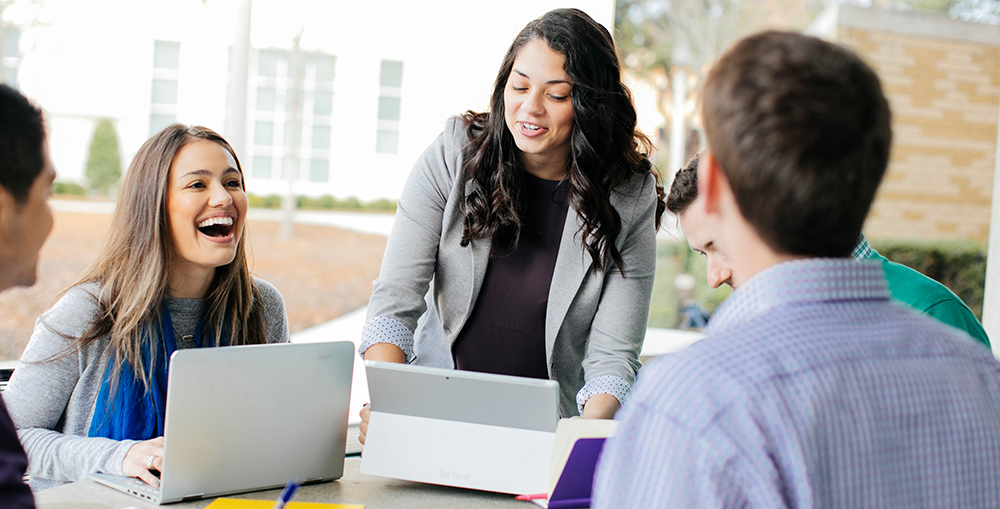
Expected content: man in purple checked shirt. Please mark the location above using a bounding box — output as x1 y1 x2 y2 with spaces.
593 31 1000 508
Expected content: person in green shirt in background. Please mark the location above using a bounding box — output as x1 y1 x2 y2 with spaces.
666 153 990 349
851 235 989 347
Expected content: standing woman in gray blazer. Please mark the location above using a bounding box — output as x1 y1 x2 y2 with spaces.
360 8 664 423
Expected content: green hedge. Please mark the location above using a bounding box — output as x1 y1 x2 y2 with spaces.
871 239 986 320
648 238 986 328
247 194 397 211
53 182 86 196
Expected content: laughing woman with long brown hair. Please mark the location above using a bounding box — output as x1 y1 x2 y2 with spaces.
359 8 664 433
4 125 288 491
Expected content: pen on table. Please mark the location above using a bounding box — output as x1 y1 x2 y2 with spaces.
515 493 548 501
273 479 299 509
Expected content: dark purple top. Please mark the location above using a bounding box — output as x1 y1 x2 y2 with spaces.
0 396 32 508
452 172 570 379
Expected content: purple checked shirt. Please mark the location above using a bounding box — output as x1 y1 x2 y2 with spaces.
593 259 1000 508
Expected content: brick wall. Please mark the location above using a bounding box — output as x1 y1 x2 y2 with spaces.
835 21 1000 240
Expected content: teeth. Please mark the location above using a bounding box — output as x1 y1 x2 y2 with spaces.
522 122 541 131
198 217 234 228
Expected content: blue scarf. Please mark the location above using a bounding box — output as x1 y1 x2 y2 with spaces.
88 305 209 440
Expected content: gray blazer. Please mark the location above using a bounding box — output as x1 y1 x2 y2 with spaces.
366 117 657 416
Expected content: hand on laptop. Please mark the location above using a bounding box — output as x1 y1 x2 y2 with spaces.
123 436 165 486
359 403 371 452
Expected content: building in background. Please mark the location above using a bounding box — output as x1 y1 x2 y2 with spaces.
4 0 613 201
809 4 1000 242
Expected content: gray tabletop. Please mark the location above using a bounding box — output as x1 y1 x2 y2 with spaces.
35 458 532 509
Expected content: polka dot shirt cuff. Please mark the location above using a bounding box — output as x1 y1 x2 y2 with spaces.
576 375 631 415
358 316 416 363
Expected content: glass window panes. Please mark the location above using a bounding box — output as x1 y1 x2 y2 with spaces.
254 121 274 146
309 159 329 182
151 79 178 105
149 114 176 136
258 50 280 78
378 96 401 121
282 160 301 180
153 41 180 70
312 125 331 150
314 90 333 116
252 155 272 179
3 28 20 59
2 66 16 86
256 86 276 111
376 129 398 154
379 60 404 88
316 55 336 83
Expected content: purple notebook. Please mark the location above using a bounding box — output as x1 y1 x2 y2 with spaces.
546 437 606 509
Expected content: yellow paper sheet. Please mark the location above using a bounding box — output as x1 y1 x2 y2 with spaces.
205 498 364 509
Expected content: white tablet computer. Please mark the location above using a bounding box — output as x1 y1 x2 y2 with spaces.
360 361 560 495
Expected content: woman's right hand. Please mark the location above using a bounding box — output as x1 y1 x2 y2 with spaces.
362 343 406 363
358 403 371 455
123 437 165 486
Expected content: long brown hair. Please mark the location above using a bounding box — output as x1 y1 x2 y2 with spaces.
68 124 266 389
460 9 665 274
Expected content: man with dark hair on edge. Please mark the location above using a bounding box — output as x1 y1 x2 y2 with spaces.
667 152 990 347
0 83 57 508
593 31 1000 507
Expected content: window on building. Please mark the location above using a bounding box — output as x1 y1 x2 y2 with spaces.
376 59 403 154
2 28 21 86
312 125 331 150
252 155 272 179
150 40 180 136
309 159 329 182
256 86 276 111
254 121 274 146
244 48 337 184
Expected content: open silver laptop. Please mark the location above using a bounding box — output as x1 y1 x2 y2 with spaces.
91 341 354 504
360 361 560 494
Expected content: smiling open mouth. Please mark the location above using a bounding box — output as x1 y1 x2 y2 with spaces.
197 217 234 238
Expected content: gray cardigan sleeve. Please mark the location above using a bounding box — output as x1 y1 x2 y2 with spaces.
359 118 464 361
5 285 135 487
577 173 658 408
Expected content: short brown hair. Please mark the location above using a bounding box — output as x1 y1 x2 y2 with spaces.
666 154 700 215
701 31 892 257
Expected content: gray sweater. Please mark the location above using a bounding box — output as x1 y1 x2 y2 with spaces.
4 279 289 491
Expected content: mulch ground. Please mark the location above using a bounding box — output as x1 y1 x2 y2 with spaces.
0 210 387 361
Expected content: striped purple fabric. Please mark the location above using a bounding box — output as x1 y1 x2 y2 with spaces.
593 258 1000 508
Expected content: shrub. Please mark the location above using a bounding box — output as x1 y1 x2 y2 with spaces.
85 119 121 195
871 239 986 319
52 182 86 196
248 194 282 208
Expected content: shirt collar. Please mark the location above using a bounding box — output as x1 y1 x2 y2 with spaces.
851 234 875 261
707 258 890 334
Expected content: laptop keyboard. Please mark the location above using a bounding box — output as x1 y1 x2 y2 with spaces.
122 477 160 501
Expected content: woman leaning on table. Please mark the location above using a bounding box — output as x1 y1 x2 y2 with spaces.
359 7 664 436
4 125 289 491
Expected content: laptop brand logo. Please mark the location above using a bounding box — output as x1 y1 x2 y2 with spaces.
439 469 470 481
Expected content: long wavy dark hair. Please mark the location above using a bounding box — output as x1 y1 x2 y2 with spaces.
460 8 665 274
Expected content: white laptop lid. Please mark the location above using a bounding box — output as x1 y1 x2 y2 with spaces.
154 341 354 503
361 361 559 494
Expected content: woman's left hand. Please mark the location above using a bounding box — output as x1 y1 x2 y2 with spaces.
581 393 621 419
123 437 165 486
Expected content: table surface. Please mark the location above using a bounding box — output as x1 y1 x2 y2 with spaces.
35 458 533 509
